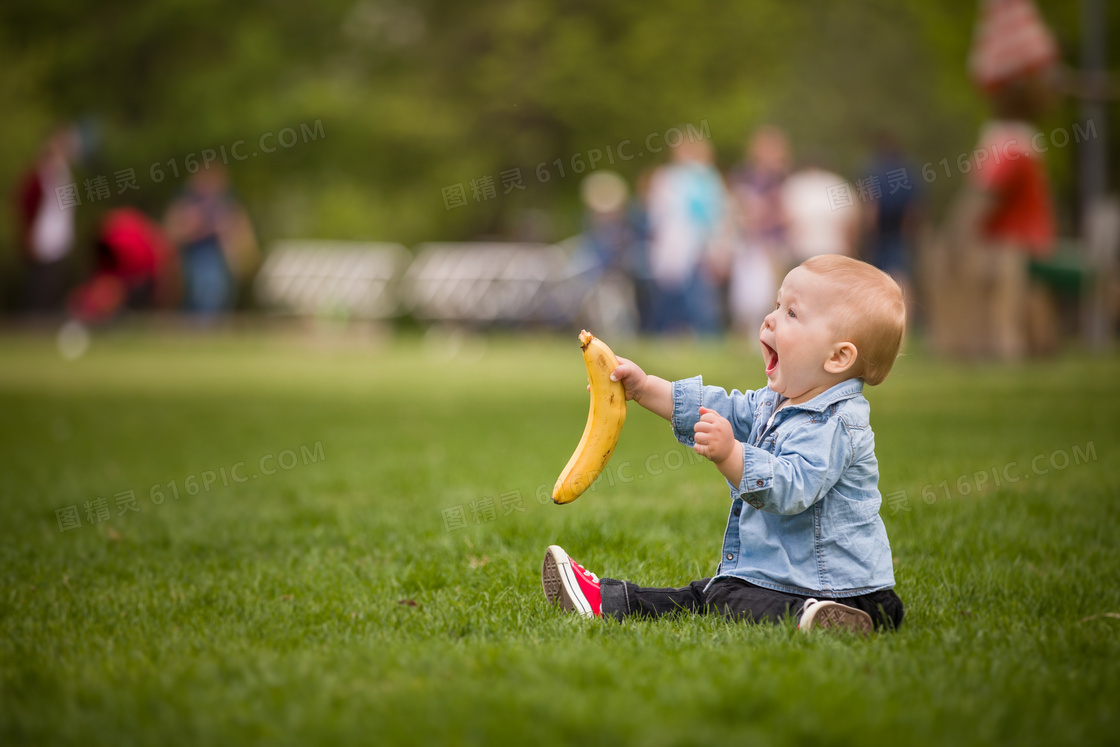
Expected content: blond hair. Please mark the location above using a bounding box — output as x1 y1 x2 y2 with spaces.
800 255 905 385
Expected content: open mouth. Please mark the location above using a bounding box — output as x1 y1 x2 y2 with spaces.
761 341 779 376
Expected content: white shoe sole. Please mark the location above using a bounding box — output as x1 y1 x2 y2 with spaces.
799 600 873 635
542 545 594 618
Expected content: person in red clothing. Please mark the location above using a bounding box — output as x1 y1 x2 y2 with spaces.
961 76 1057 359
933 0 1061 359
68 208 174 324
12 126 80 314
924 0 1061 358
972 122 1054 255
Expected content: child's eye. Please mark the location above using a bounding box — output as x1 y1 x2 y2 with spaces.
787 308 797 319
773 301 780 311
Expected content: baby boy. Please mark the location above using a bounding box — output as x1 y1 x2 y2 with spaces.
542 254 907 633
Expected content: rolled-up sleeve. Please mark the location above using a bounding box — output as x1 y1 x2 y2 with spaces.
671 376 760 447
737 416 853 515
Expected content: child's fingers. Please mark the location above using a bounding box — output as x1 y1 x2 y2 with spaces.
698 407 726 423
609 359 633 382
694 443 717 461
697 413 721 428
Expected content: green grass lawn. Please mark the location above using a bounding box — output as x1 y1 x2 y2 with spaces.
1 327 1118 746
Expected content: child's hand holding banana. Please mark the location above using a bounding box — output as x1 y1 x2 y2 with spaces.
552 331 672 505
551 331 628 505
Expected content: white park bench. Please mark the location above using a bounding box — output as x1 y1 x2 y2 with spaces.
400 242 570 324
253 240 411 319
254 238 638 336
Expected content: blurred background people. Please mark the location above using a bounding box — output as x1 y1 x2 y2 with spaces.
577 171 642 285
962 77 1057 359
570 170 644 339
11 125 80 315
629 168 656 333
931 0 1060 360
164 164 259 318
860 131 923 317
645 138 728 337
781 153 861 268
727 125 789 337
67 207 175 324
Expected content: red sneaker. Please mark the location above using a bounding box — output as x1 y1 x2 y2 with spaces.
542 545 601 617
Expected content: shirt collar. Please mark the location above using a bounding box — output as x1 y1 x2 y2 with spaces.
765 378 865 413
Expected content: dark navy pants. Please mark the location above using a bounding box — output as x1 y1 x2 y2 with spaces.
600 576 905 631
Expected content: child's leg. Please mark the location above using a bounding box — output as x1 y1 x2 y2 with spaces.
599 578 711 622
601 577 810 625
702 577 810 624
706 578 906 631
598 576 811 624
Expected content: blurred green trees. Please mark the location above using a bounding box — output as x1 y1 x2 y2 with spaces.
0 0 1112 273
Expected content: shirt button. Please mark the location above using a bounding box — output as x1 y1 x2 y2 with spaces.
733 507 741 516
756 479 764 487
726 553 734 561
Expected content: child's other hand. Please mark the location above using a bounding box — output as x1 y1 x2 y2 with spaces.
609 357 647 402
693 406 737 464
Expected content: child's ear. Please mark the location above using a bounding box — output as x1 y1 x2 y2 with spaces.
824 341 858 375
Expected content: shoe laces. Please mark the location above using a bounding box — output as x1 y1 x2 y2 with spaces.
572 561 599 584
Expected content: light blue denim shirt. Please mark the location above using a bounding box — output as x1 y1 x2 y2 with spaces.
671 376 896 598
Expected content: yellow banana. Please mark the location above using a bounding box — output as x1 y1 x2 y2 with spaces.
552 330 627 504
